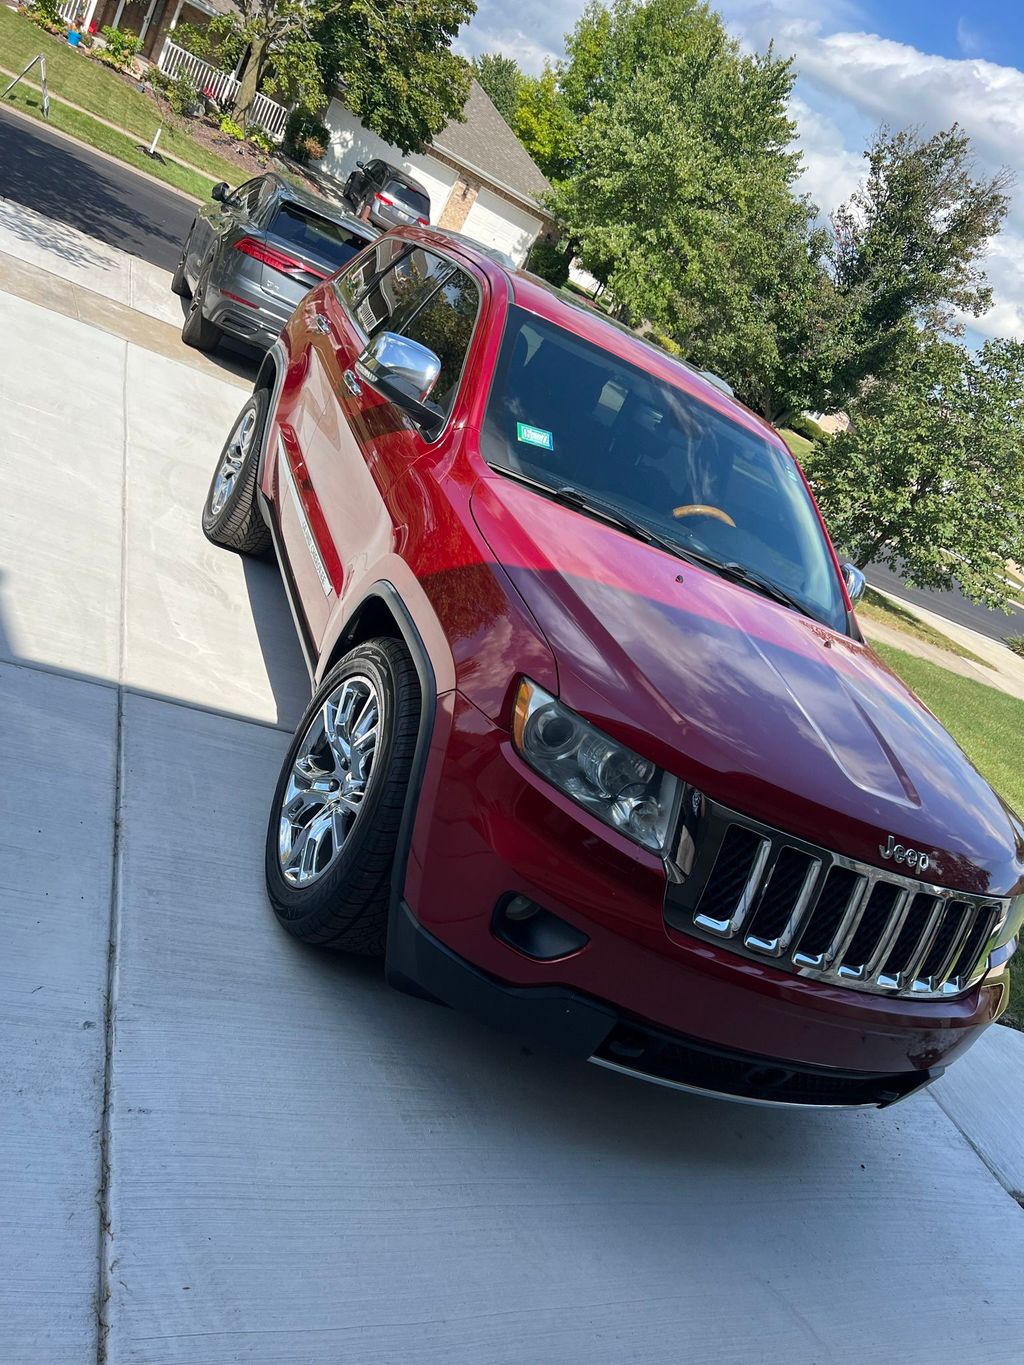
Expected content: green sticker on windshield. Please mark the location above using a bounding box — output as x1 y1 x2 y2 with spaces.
517 421 554 451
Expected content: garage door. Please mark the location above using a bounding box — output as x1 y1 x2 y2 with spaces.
404 158 459 225
321 101 458 225
463 189 542 265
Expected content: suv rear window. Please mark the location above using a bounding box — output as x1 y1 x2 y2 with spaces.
269 203 369 270
481 307 847 632
384 181 430 219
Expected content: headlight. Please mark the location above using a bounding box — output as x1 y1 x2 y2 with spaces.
512 679 681 855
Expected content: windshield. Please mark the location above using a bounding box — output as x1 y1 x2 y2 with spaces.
385 181 430 218
270 204 369 270
480 307 847 632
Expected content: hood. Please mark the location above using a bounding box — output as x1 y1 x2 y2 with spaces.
471 475 1024 897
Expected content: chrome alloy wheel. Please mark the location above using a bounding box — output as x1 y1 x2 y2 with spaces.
278 675 382 886
210 404 258 517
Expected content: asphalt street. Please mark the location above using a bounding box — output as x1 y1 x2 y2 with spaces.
867 560 1024 645
0 104 196 271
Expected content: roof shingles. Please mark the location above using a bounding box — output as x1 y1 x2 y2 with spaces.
429 81 551 209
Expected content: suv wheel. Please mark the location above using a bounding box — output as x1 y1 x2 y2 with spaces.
201 389 271 555
265 638 420 954
181 258 221 351
170 229 193 297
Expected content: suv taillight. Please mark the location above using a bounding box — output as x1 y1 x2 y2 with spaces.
374 192 394 207
234 236 327 279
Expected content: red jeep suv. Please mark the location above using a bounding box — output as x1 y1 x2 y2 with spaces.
202 227 1023 1108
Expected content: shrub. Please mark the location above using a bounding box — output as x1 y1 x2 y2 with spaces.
219 115 245 140
283 107 330 163
648 330 683 357
29 0 62 25
1007 635 1024 659
788 412 830 444
99 24 142 69
166 71 200 117
247 127 276 155
148 67 171 94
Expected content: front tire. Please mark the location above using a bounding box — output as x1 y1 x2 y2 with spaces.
265 639 420 954
202 389 271 555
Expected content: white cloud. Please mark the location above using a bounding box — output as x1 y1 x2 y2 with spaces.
456 0 579 72
956 16 985 57
719 5 1024 340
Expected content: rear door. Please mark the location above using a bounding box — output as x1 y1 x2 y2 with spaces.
281 243 480 644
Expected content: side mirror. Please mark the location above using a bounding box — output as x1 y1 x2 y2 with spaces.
841 562 866 605
355 159 365 170
356 331 442 435
211 181 230 202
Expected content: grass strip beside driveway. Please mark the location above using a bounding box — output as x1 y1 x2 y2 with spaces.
0 6 240 183
876 642 1023 1029
859 587 991 667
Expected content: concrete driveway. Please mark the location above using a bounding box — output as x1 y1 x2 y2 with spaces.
2 199 1024 1365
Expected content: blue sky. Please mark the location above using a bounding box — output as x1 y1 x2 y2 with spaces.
457 0 1024 345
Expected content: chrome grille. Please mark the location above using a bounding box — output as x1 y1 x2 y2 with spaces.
665 797 1007 999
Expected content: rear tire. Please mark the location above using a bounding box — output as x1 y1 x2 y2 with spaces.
265 639 421 954
170 230 192 297
181 259 221 351
201 388 271 555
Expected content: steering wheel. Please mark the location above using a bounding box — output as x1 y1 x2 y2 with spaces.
672 503 737 528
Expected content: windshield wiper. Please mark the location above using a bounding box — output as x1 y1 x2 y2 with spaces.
683 551 816 619
490 466 818 621
491 467 695 560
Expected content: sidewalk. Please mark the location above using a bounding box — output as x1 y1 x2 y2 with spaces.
861 589 1024 702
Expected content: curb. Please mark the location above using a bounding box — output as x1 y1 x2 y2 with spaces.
0 91 204 204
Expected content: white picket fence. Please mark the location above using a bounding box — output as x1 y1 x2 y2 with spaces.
157 41 288 142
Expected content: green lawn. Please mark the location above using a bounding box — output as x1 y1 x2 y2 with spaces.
0 6 241 184
779 427 814 461
876 643 1023 1028
858 586 990 667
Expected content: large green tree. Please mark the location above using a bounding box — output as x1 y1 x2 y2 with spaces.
512 65 577 182
805 334 1024 608
183 0 474 146
549 0 830 418
827 123 1011 409
472 51 521 124
313 0 474 152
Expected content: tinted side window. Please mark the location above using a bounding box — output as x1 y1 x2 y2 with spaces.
401 268 478 418
356 248 454 339
332 236 410 315
231 178 264 216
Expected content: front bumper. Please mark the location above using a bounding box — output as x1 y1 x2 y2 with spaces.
393 692 1006 1107
387 901 936 1107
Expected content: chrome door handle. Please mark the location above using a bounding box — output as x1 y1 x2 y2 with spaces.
313 314 331 333
342 368 363 397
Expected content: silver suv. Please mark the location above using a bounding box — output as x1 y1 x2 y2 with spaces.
343 159 432 231
173 173 378 353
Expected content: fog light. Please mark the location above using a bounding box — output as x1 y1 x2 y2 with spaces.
504 894 540 922
493 894 589 961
